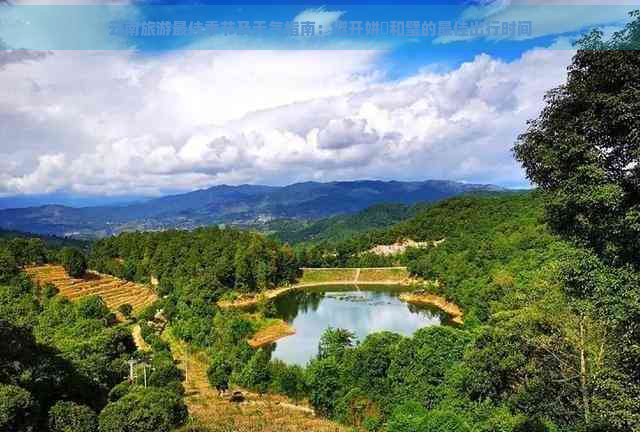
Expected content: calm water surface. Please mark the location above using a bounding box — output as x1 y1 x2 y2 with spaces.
269 285 442 366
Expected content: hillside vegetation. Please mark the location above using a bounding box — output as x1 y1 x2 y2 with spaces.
267 203 430 244
0 233 191 432
25 265 157 315
0 180 498 238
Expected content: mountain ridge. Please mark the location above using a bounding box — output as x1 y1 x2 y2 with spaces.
0 180 506 238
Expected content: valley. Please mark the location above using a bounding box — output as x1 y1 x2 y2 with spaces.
0 180 502 238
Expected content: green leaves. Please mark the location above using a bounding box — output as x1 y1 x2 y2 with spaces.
60 248 87 278
514 12 640 267
98 387 187 432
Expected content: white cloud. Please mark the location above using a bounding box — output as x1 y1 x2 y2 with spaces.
293 7 345 36
436 0 637 43
0 43 575 196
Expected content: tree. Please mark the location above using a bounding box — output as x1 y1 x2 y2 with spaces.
0 249 18 283
0 384 38 432
48 401 97 432
269 360 307 402
76 296 111 320
318 327 355 360
306 356 342 417
60 248 87 278
98 387 187 432
513 11 640 267
207 353 232 395
42 283 59 300
117 304 133 320
238 349 271 394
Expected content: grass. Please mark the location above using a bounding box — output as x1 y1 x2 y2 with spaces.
357 267 409 283
298 268 358 284
164 329 349 432
25 265 157 316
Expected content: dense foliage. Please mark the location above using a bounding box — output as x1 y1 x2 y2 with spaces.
4 14 640 431
206 19 640 428
60 247 88 278
514 12 640 267
268 203 430 244
0 238 187 432
89 226 299 295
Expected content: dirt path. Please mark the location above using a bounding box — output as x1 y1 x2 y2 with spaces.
164 330 348 432
353 268 361 283
132 324 150 352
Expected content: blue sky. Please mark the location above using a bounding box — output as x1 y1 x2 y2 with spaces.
0 0 638 199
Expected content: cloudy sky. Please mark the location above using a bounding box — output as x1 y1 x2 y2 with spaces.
0 0 637 199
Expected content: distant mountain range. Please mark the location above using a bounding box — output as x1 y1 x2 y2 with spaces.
0 180 505 238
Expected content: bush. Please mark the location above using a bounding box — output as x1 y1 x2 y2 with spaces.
60 248 87 278
306 356 342 417
117 304 133 319
0 249 19 283
207 353 232 393
238 349 271 394
48 401 97 432
107 382 132 402
269 360 307 402
42 283 60 300
98 387 187 432
387 401 428 432
0 384 38 432
76 296 111 320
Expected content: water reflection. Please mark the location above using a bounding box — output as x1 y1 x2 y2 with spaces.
269 285 442 366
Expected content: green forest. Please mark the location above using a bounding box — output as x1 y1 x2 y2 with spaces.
0 247 188 431
1 11 640 432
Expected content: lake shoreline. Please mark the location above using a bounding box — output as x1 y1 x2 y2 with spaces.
217 280 413 309
248 320 296 348
222 274 464 349
399 292 464 325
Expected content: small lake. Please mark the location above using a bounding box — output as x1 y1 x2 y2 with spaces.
269 285 443 366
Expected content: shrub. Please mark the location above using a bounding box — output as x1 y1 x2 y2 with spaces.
42 283 60 300
237 349 271 394
269 360 307 402
48 401 97 432
207 353 232 394
0 384 38 432
387 401 427 432
117 304 133 319
60 248 87 278
107 382 132 402
76 296 111 320
306 356 342 417
98 387 187 432
0 249 19 283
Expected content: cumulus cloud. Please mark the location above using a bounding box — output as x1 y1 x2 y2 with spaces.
0 43 575 196
437 0 637 43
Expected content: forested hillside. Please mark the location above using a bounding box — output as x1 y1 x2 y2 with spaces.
267 202 431 244
0 228 89 251
2 12 640 432
0 180 499 238
0 239 188 432
89 226 299 296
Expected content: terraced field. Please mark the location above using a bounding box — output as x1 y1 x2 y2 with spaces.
25 265 157 315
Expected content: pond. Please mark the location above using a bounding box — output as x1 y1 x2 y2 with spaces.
268 285 444 366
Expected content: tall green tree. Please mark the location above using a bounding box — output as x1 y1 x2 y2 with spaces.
513 11 640 267
60 248 87 278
